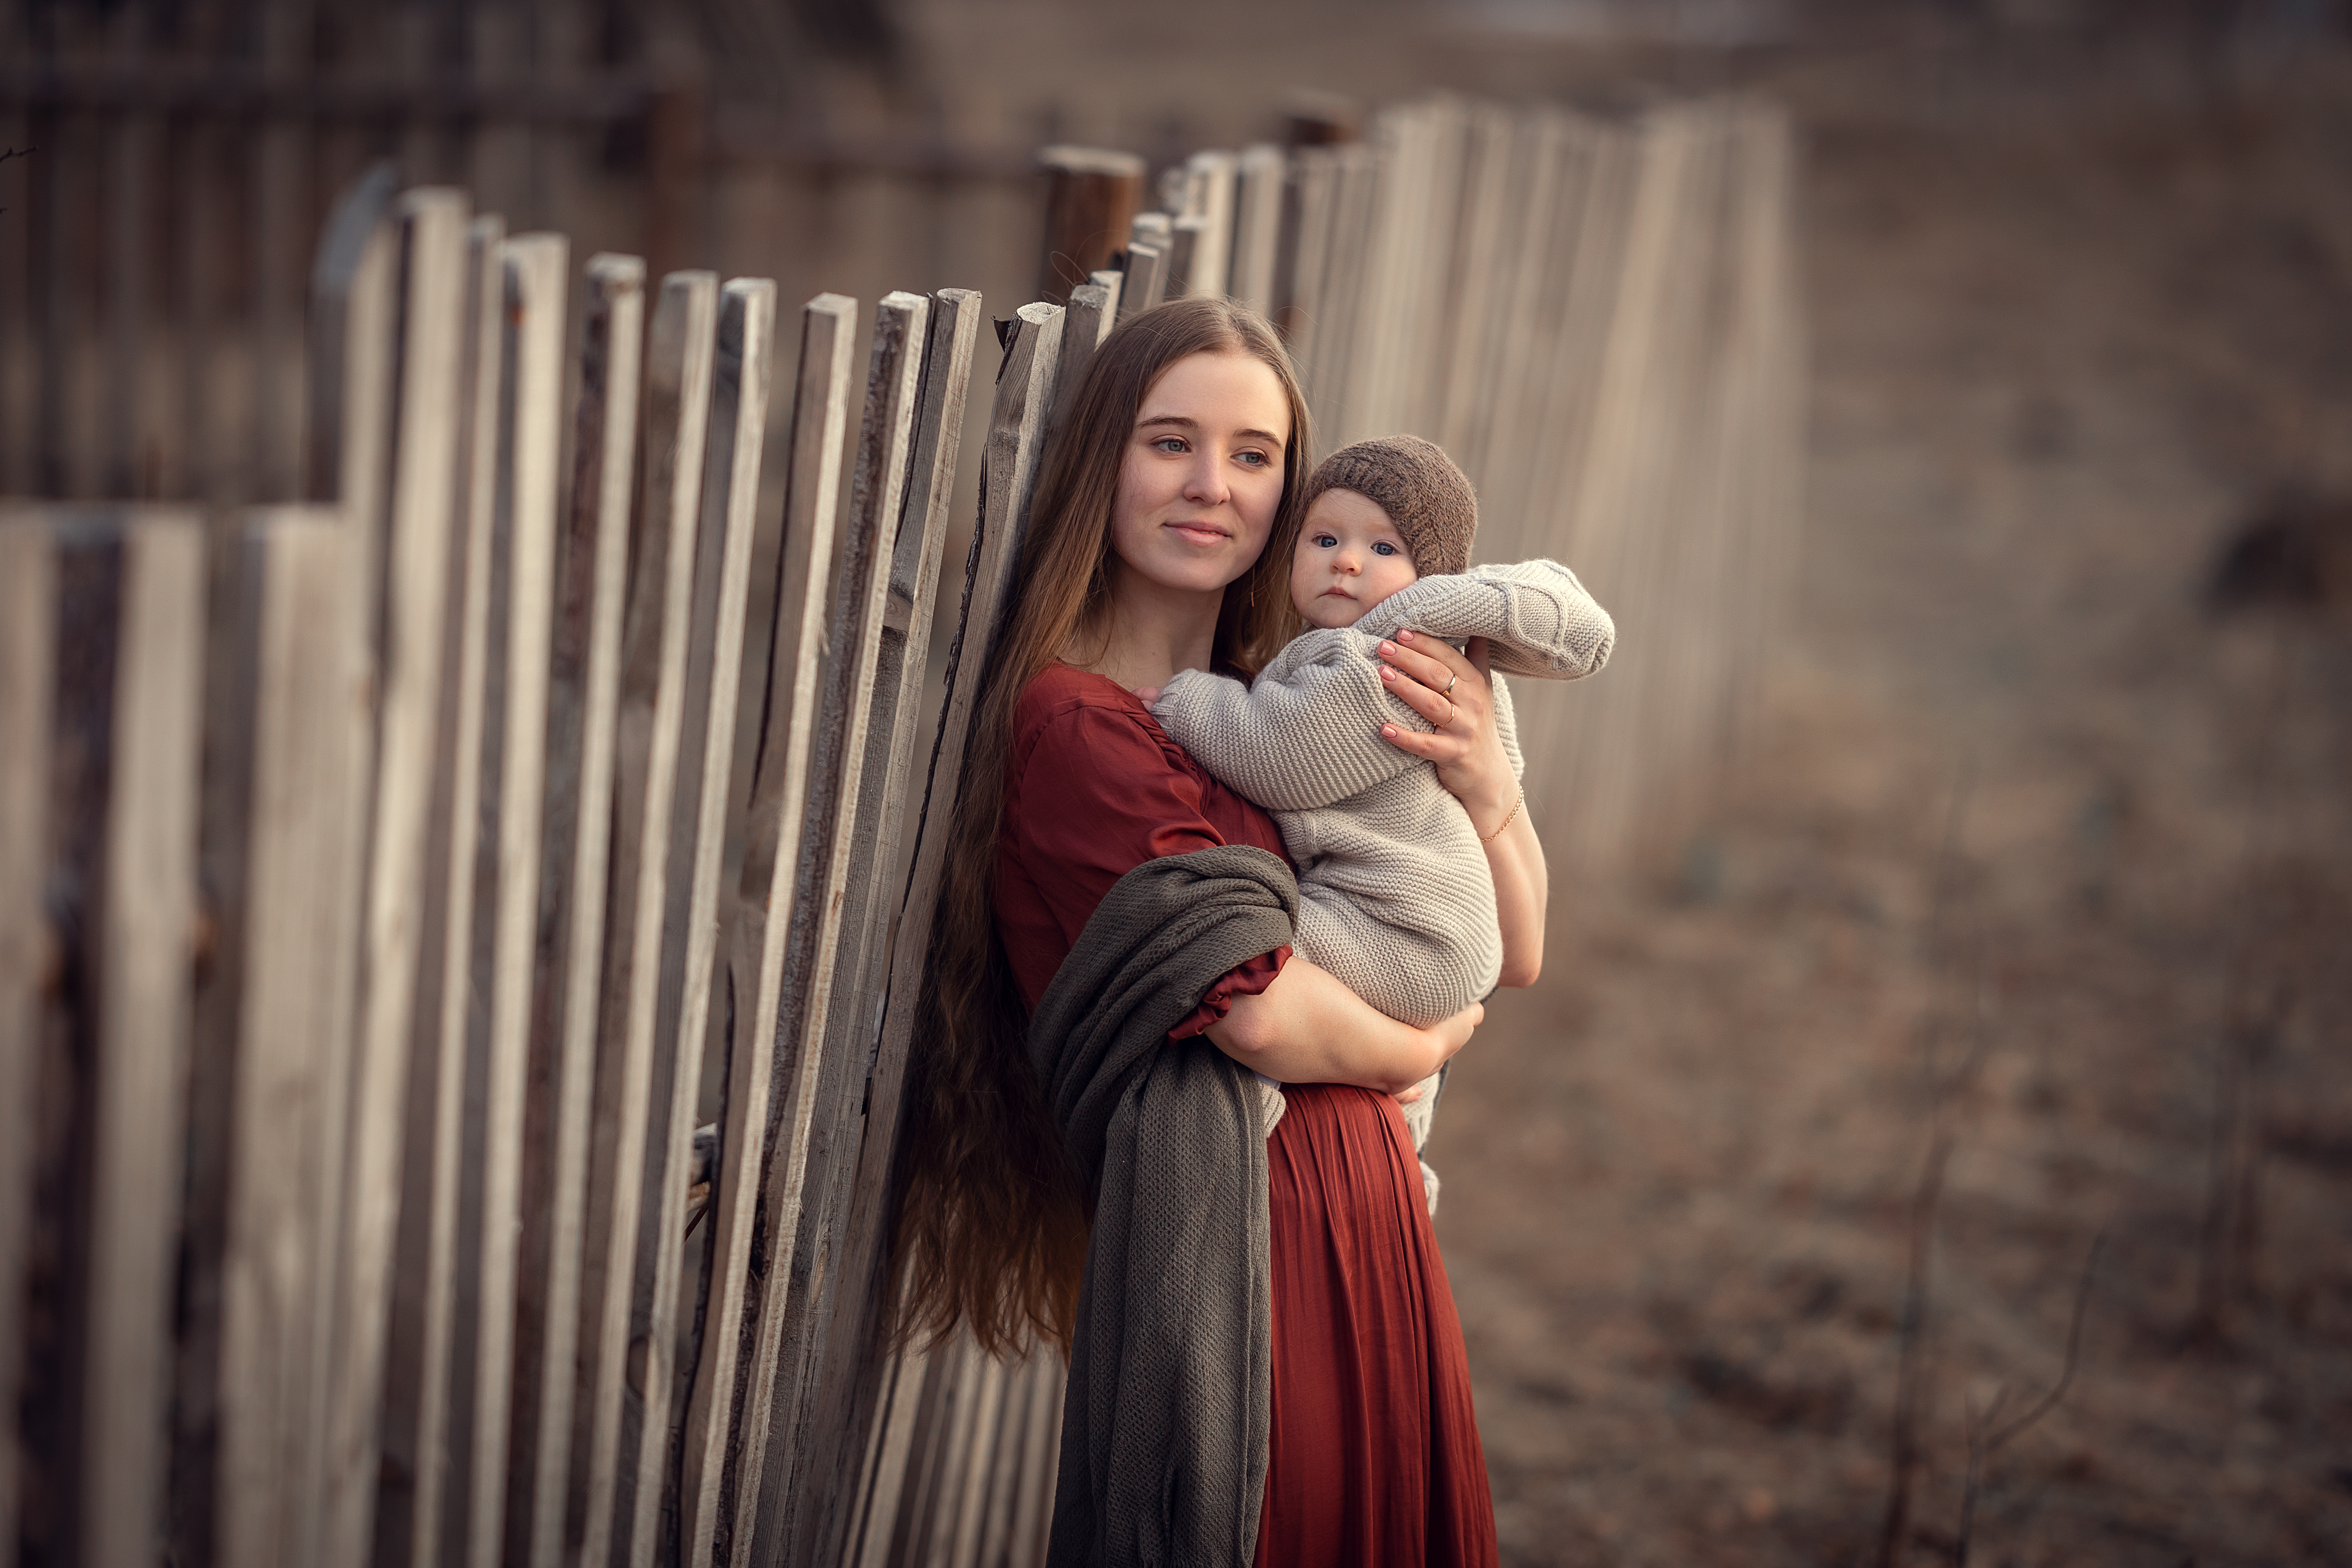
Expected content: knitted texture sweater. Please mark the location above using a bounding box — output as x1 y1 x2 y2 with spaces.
1031 845 1298 1568
1151 560 1614 1166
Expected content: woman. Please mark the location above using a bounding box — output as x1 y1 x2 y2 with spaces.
895 297 1544 1565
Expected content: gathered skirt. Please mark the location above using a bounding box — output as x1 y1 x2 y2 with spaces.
1253 1084 1499 1567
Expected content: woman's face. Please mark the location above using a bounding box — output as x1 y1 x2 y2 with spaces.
1107 349 1290 602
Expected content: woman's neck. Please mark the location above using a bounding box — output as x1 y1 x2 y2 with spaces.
1065 561 1225 692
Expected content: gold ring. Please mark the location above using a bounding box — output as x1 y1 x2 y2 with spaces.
1443 673 1459 696
1442 697 1457 726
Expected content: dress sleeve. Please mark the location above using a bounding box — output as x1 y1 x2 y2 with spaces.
1010 700 1291 1035
1168 944 1291 1041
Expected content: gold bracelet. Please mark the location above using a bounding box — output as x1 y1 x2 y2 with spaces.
1478 788 1523 843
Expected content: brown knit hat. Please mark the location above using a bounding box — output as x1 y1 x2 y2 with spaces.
1301 435 1478 579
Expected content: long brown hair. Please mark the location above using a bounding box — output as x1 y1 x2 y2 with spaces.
892 297 1313 1357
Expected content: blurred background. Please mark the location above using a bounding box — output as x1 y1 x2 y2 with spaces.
5 0 2351 1564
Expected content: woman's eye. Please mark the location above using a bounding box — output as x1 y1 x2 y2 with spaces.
1234 449 1268 468
1152 436 1188 454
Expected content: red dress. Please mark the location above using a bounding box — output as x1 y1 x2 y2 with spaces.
998 663 1498 1568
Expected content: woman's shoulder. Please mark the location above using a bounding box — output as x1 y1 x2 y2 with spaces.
1018 660 1138 719
1014 663 1187 774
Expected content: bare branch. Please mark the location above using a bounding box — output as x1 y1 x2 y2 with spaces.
1954 1231 2106 1567
1984 1231 2104 1456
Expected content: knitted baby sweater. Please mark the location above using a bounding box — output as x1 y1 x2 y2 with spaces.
1152 560 1614 1180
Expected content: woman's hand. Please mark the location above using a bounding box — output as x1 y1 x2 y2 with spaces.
1375 631 1517 832
1417 998 1482 1079
1378 629 1549 985
1210 959 1481 1094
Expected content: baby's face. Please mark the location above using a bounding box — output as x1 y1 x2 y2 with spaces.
1291 488 1419 630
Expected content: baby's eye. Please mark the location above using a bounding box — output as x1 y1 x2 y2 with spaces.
1312 533 1338 548
1372 541 1397 556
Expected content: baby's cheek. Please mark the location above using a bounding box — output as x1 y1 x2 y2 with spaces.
1287 568 1320 619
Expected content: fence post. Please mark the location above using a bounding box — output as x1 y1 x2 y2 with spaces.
1035 147 1145 307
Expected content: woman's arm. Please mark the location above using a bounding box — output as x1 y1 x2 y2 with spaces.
1480 795 1547 986
1204 953 1482 1093
1373 631 1549 985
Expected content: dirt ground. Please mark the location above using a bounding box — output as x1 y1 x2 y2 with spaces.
1424 35 2352 1568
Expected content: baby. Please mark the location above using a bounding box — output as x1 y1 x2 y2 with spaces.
1149 435 1614 1212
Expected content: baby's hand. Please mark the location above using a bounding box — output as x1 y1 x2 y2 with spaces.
1393 1082 1424 1106
1133 685 1163 706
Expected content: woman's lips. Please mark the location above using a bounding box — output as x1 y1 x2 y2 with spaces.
1164 520 1229 546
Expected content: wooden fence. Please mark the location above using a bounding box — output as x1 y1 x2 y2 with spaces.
0 91 1801 1568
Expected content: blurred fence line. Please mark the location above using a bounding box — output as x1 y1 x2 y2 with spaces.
0 82 1803 1568
0 3 1038 510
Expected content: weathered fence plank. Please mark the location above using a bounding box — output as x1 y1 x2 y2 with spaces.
1117 242 1166 323
571 267 720 1568
1086 267 1124 327
509 249 646 1568
217 506 368 1568
1279 146 1338 398
1311 144 1378 440
1165 215 1205 300
843 1340 931 1568
649 274 784 1568
1228 144 1285 318
395 211 508 1568
1515 121 1637 569
1433 104 1519 475
464 230 571 1568
1044 280 1110 457
321 184 470 1568
1180 150 1237 300
0 520 49 1568
78 515 206 1568
288 184 400 1568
